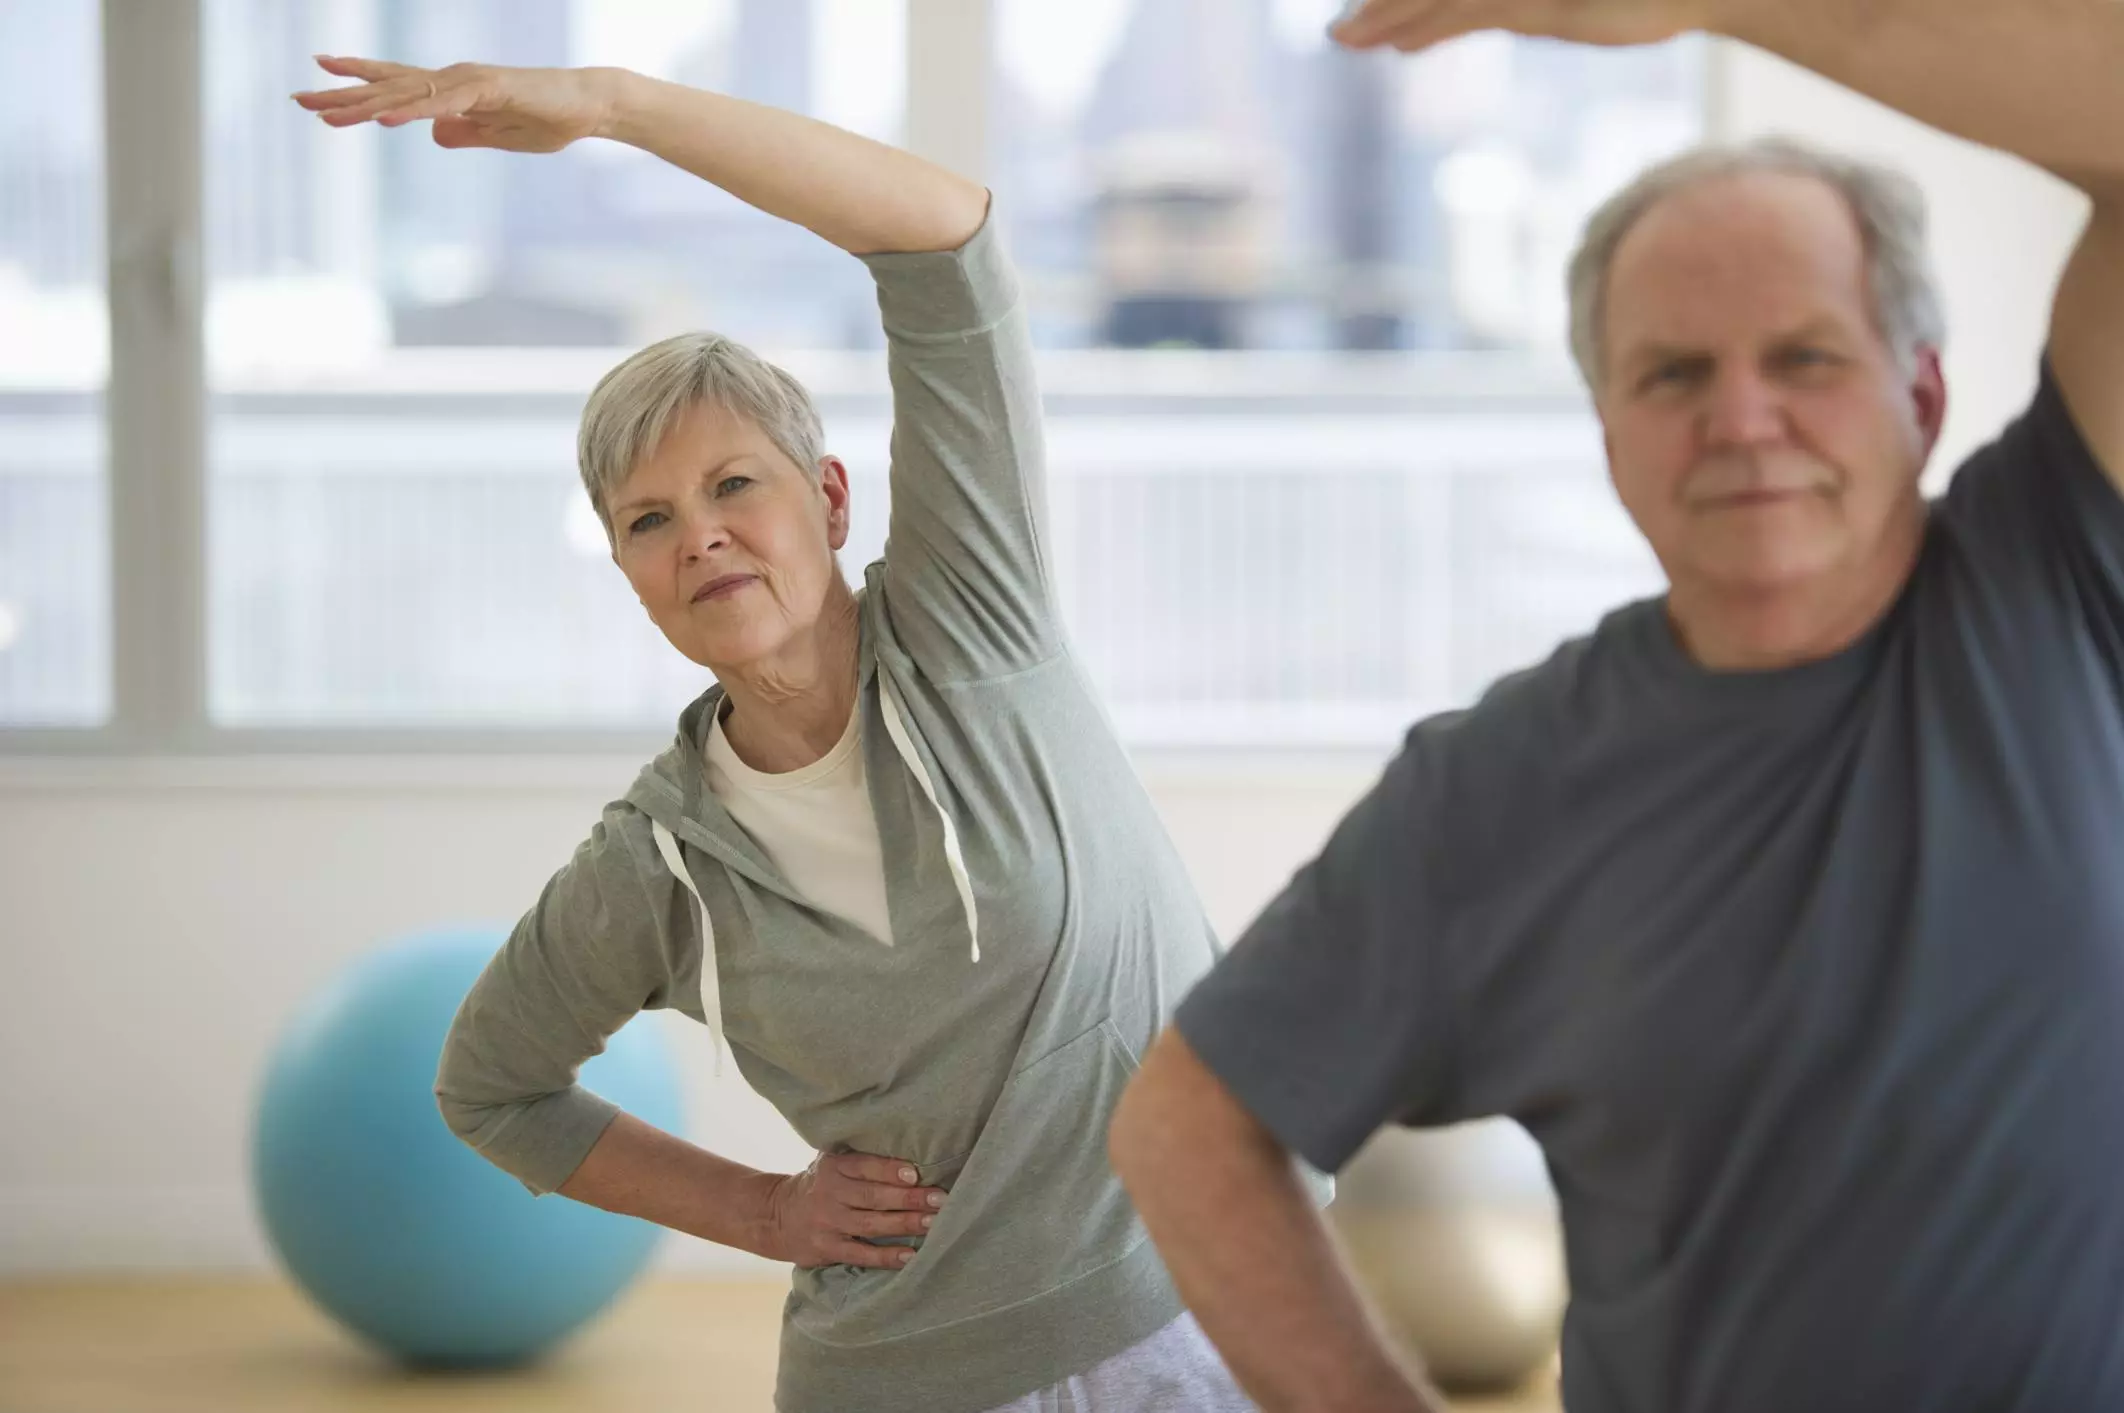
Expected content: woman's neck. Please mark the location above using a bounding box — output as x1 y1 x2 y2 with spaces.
715 587 862 774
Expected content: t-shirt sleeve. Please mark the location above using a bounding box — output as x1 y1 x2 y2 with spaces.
1936 358 2124 636
1173 726 1460 1174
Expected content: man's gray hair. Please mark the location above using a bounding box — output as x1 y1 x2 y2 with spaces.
1565 138 1947 391
578 332 826 535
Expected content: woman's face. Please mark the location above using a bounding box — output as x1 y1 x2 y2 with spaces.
607 400 851 674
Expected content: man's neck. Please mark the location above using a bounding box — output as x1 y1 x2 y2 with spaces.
1668 513 1926 672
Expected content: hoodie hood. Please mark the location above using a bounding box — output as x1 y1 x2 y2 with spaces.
622 627 985 1070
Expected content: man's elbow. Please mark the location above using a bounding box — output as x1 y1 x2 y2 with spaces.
1109 1038 1174 1190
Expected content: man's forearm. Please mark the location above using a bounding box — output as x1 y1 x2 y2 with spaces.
594 69 989 256
1712 0 2124 196
1712 0 2124 481
1110 1029 1443 1413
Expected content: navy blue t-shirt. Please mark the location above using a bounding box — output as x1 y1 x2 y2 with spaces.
1177 364 2124 1412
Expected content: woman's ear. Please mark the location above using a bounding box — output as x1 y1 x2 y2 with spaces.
817 456 854 552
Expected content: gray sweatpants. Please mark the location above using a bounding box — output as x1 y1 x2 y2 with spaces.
982 1313 1257 1412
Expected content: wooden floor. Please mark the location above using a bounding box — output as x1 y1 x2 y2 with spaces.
0 1277 1559 1412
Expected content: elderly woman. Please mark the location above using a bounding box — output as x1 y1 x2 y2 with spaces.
296 53 1267 1413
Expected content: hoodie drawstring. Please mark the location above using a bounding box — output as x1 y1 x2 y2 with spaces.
877 680 983 964
650 677 982 1065
651 819 725 1076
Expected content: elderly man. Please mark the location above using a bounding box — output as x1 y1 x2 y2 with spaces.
1109 1 2124 1410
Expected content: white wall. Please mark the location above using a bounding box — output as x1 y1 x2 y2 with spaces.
1 40 2097 1280
0 755 1374 1275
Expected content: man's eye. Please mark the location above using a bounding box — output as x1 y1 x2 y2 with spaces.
1641 360 1703 392
1776 346 1842 372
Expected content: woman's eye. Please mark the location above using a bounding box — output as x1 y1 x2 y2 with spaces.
715 475 753 497
628 510 667 535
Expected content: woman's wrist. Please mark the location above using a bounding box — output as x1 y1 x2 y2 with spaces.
588 65 658 147
738 1167 794 1263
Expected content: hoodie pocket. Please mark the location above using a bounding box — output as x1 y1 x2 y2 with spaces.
788 1019 1147 1342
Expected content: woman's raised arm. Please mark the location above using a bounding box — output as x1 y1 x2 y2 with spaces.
294 56 987 256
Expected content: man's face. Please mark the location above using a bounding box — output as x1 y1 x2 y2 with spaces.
1596 171 1945 604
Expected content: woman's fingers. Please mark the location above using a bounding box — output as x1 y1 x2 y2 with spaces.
376 66 497 127
295 58 601 151
290 84 376 112
1334 0 1695 49
374 85 466 128
1330 0 1445 45
840 1179 946 1213
826 1239 917 1270
312 54 414 82
848 1206 935 1238
773 1154 939 1268
828 1153 924 1187
294 56 472 129
295 76 433 127
1341 0 1505 51
330 86 430 127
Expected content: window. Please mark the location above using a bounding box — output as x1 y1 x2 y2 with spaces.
987 0 1694 739
0 0 108 726
995 1 1700 354
6 0 1701 751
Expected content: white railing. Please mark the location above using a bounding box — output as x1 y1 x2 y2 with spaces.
0 359 1666 748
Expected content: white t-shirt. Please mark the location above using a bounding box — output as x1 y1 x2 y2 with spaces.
703 703 896 948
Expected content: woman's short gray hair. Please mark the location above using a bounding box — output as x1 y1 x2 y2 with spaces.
577 332 825 535
1565 138 1947 391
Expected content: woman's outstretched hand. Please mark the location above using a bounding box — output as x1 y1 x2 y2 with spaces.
764 1152 948 1271
296 52 984 258
292 55 620 153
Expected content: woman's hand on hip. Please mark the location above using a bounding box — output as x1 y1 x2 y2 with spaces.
765 1152 948 1270
292 55 623 153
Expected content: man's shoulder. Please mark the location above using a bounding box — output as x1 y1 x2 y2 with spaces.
1936 361 2123 535
1392 604 1657 892
1434 601 1656 756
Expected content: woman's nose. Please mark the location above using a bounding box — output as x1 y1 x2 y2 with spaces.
679 510 730 560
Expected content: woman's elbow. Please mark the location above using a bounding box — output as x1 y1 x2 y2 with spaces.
433 1068 529 1157
433 1085 492 1148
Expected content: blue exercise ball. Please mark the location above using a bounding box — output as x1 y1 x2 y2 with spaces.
252 927 684 1368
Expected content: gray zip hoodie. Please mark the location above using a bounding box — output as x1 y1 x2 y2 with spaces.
434 211 1230 1413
